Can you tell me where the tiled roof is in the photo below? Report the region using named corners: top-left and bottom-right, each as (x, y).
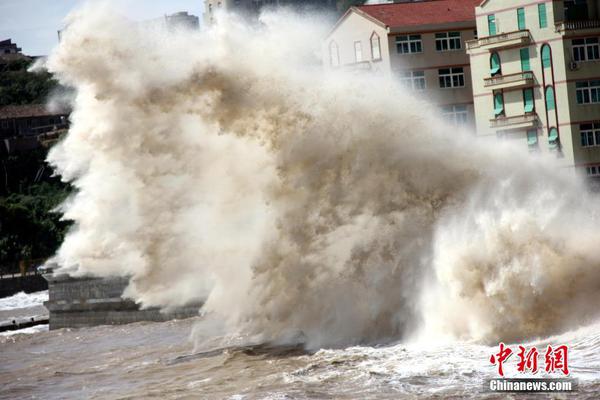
top-left (356, 0), bottom-right (479, 29)
top-left (0, 104), bottom-right (67, 119)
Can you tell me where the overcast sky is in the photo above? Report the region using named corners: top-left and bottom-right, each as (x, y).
top-left (0, 0), bottom-right (204, 56)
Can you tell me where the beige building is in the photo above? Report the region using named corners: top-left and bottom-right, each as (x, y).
top-left (325, 0), bottom-right (480, 127)
top-left (468, 0), bottom-right (600, 177)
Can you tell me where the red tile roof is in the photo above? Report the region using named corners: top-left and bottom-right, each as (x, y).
top-left (356, 0), bottom-right (479, 29)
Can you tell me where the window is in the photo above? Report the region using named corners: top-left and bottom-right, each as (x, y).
top-left (441, 104), bottom-right (468, 125)
top-left (523, 88), bottom-right (534, 113)
top-left (354, 41), bottom-right (363, 62)
top-left (586, 165), bottom-right (600, 177)
top-left (1, 120), bottom-right (8, 129)
top-left (370, 33), bottom-right (381, 60)
top-left (538, 3), bottom-right (547, 28)
top-left (494, 92), bottom-right (504, 117)
top-left (520, 48), bottom-right (530, 71)
top-left (572, 38), bottom-right (600, 62)
top-left (396, 35), bottom-right (422, 54)
top-left (488, 14), bottom-right (497, 35)
top-left (545, 86), bottom-right (555, 110)
top-left (435, 32), bottom-right (461, 51)
top-left (527, 129), bottom-right (538, 149)
top-left (399, 70), bottom-right (426, 91)
top-left (438, 67), bottom-right (465, 88)
top-left (474, 29), bottom-right (478, 39)
top-left (576, 80), bottom-right (600, 104)
top-left (329, 41), bottom-right (339, 67)
top-left (541, 44), bottom-right (552, 68)
top-left (490, 52), bottom-right (501, 75)
top-left (517, 8), bottom-right (526, 30)
top-left (580, 122), bottom-right (600, 147)
top-left (548, 127), bottom-right (559, 150)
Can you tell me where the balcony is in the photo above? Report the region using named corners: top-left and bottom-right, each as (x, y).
top-left (484, 71), bottom-right (535, 90)
top-left (490, 113), bottom-right (538, 130)
top-left (466, 30), bottom-right (531, 51)
top-left (342, 60), bottom-right (372, 71)
top-left (555, 20), bottom-right (600, 33)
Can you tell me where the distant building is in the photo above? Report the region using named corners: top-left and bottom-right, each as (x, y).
top-left (204, 0), bottom-right (337, 26)
top-left (140, 11), bottom-right (200, 31)
top-left (467, 0), bottom-right (600, 177)
top-left (325, 0), bottom-right (480, 128)
top-left (0, 39), bottom-right (31, 63)
top-left (0, 39), bottom-right (21, 55)
top-left (163, 11), bottom-right (200, 30)
top-left (0, 105), bottom-right (69, 154)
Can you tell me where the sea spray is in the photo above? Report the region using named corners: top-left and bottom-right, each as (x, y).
top-left (45, 4), bottom-right (600, 348)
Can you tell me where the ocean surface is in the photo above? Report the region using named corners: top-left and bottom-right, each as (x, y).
top-left (1, 293), bottom-right (599, 400)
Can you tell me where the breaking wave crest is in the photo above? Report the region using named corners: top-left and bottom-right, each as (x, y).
top-left (45, 4), bottom-right (600, 349)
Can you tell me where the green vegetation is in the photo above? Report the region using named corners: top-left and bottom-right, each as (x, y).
top-left (0, 58), bottom-right (58, 106)
top-left (0, 59), bottom-right (71, 272)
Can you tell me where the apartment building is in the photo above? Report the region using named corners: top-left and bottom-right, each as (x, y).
top-left (468, 0), bottom-right (600, 177)
top-left (325, 0), bottom-right (480, 127)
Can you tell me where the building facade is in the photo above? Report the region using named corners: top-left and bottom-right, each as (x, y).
top-left (468, 0), bottom-right (600, 177)
top-left (325, 0), bottom-right (480, 127)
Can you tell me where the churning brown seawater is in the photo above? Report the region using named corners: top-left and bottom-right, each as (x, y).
top-left (2, 318), bottom-right (600, 399)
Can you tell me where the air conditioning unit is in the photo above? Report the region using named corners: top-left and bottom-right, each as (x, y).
top-left (569, 61), bottom-right (578, 71)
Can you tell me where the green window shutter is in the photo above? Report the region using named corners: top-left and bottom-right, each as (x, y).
top-left (517, 8), bottom-right (526, 30)
top-left (520, 48), bottom-right (530, 71)
top-left (490, 53), bottom-right (501, 75)
top-left (545, 86), bottom-right (555, 110)
top-left (523, 88), bottom-right (534, 112)
top-left (527, 130), bottom-right (538, 146)
top-left (494, 93), bottom-right (504, 116)
top-left (538, 3), bottom-right (547, 28)
top-left (548, 128), bottom-right (559, 149)
top-left (488, 15), bottom-right (496, 35)
top-left (542, 45), bottom-right (551, 68)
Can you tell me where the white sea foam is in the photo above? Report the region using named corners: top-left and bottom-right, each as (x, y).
top-left (0, 324), bottom-right (49, 336)
top-left (0, 291), bottom-right (48, 311)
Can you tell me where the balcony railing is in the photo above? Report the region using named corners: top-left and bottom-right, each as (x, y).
top-left (466, 30), bottom-right (531, 51)
top-left (484, 71), bottom-right (534, 88)
top-left (342, 60), bottom-right (372, 71)
top-left (555, 20), bottom-right (600, 32)
top-left (490, 113), bottom-right (538, 128)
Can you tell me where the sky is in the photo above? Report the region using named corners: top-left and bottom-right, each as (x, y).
top-left (0, 0), bottom-right (204, 56)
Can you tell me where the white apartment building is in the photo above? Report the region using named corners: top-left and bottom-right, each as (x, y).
top-left (325, 0), bottom-right (480, 127)
top-left (468, 0), bottom-right (600, 177)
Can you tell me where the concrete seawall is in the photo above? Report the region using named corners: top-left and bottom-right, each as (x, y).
top-left (44, 274), bottom-right (200, 330)
top-left (0, 274), bottom-right (47, 298)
